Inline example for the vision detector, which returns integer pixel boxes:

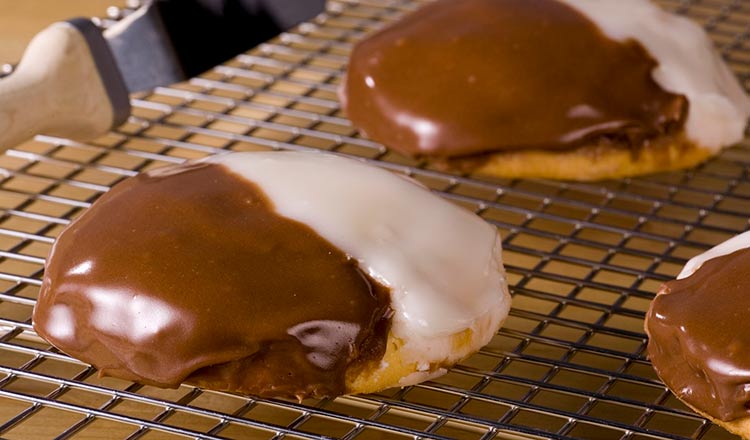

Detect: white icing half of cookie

[677,230,750,280]
[560,0,750,151]
[207,152,510,357]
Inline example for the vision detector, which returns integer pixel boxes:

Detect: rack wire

[0,0,748,438]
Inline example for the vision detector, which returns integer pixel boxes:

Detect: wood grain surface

[0,0,114,63]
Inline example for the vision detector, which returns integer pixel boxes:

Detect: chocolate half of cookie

[33,159,391,399]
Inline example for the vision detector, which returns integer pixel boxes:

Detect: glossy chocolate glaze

[33,162,391,399]
[646,248,750,421]
[342,0,687,158]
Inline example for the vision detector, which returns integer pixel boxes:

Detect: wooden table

[0,0,113,63]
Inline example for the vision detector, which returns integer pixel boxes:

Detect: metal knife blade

[103,2,186,95]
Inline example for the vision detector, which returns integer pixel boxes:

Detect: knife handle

[0,21,128,150]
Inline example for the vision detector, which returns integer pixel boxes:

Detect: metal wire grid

[0,0,748,439]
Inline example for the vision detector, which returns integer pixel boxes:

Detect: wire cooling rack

[0,0,749,439]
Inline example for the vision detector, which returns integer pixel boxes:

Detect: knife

[0,0,325,150]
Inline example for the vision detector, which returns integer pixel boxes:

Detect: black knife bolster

[66,18,131,128]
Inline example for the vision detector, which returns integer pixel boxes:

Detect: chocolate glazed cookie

[341,0,750,180]
[646,231,750,438]
[34,152,512,399]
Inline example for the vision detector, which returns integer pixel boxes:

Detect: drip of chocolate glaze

[33,162,391,399]
[646,248,750,421]
[341,0,687,158]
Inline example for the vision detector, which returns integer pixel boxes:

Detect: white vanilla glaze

[560,0,750,151]
[207,151,510,365]
[677,230,750,280]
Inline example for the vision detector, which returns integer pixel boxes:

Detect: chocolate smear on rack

[33,162,391,399]
[341,0,687,159]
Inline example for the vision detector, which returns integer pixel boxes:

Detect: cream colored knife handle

[0,22,125,150]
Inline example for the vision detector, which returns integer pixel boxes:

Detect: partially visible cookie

[646,230,750,438]
[33,151,511,399]
[341,0,750,180]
